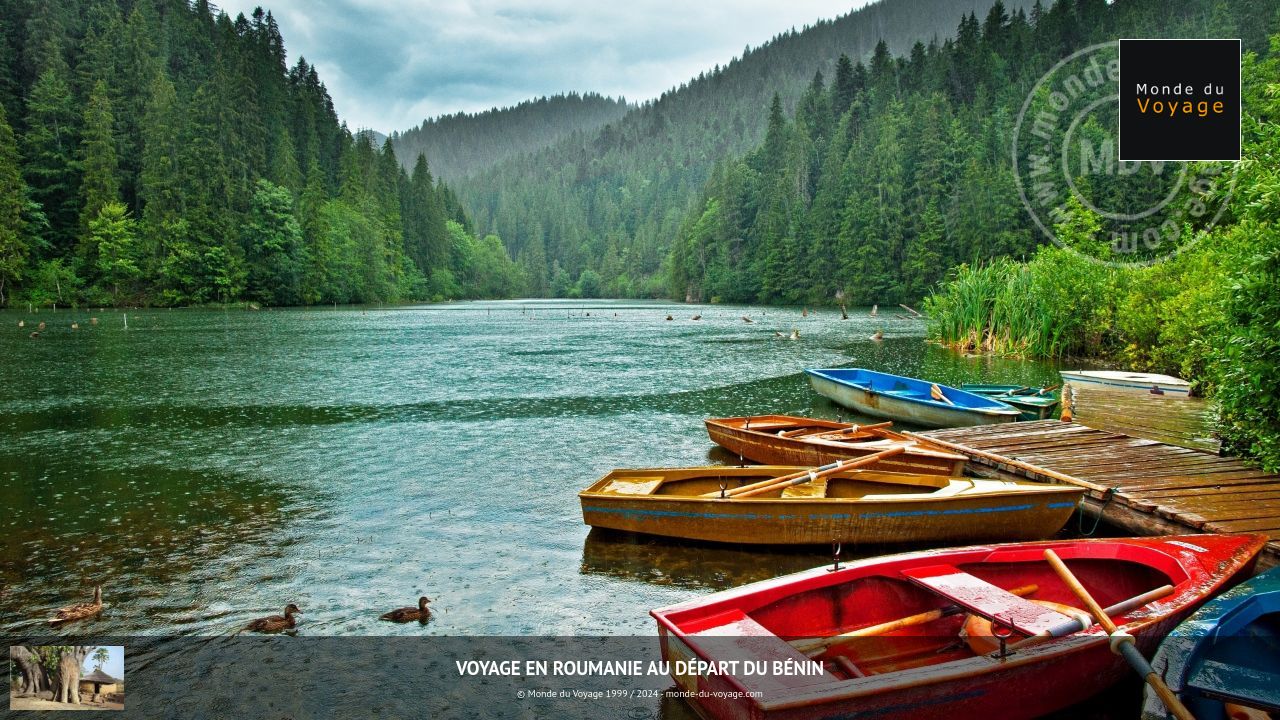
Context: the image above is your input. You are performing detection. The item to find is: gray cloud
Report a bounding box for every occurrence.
[218,0,861,133]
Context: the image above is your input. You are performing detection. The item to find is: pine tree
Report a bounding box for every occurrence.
[0,103,28,305]
[22,52,80,258]
[140,74,183,279]
[118,5,162,212]
[242,178,303,305]
[404,153,448,272]
[88,201,140,303]
[832,54,858,120]
[80,80,120,236]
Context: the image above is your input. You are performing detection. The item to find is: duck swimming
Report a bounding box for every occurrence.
[49,586,102,624]
[246,603,301,633]
[380,596,431,623]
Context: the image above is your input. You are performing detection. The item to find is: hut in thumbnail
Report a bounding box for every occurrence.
[78,668,121,698]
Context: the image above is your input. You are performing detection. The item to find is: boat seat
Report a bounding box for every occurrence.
[687,610,833,693]
[603,476,665,495]
[1186,660,1280,710]
[780,478,828,498]
[741,421,797,431]
[900,564,1072,636]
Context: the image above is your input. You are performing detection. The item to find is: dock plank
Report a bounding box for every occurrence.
[1065,385,1219,452]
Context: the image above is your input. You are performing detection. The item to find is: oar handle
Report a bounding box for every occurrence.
[929,384,956,405]
[1044,550,1196,720]
[1044,550,1117,633]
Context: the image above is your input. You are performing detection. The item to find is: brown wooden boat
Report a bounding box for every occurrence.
[707,415,967,476]
[579,465,1084,545]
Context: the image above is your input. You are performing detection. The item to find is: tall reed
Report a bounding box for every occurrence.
[924,248,1116,358]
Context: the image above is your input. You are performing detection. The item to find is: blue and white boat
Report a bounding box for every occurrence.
[805,368,1022,428]
[1060,369,1191,396]
[1144,566,1280,719]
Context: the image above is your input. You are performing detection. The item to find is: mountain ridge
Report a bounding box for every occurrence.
[391,92,631,181]
[444,0,1040,296]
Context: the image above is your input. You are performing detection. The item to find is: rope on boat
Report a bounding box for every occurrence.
[1077,487,1116,536]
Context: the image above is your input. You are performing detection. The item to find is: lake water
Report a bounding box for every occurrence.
[0,299,1062,639]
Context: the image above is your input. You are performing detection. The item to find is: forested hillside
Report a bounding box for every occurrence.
[455,0,1041,298]
[923,32,1280,469]
[0,0,522,308]
[391,93,631,181]
[668,0,1274,306]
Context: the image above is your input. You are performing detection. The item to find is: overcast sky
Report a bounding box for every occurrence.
[218,0,864,134]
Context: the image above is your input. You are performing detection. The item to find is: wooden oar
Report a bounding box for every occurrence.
[1038,383,1061,396]
[734,446,910,499]
[779,427,818,438]
[703,461,844,499]
[929,384,955,405]
[703,446,909,499]
[837,421,894,435]
[1044,550,1196,720]
[1003,584,1175,653]
[791,584,1039,655]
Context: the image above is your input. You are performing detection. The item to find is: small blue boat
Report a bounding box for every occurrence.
[1145,566,1280,720]
[805,368,1022,428]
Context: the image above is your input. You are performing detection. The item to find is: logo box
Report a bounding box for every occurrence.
[1119,39,1241,162]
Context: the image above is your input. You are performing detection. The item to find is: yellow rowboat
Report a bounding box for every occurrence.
[578,466,1084,545]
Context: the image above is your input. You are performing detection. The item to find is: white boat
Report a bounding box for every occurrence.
[1060,370,1191,395]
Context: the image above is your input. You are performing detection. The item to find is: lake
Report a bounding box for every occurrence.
[0,299,1062,638]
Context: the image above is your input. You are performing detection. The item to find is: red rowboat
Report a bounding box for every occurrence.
[706,415,968,476]
[650,534,1265,720]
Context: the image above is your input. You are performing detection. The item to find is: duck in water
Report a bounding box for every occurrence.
[380,596,431,623]
[246,603,301,633]
[50,586,102,624]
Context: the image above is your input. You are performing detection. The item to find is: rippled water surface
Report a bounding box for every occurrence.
[0,300,1062,637]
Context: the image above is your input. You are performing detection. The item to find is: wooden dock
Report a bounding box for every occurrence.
[909,420,1280,569]
[1066,385,1219,452]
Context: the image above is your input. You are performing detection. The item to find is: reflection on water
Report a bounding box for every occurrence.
[0,301,1062,639]
[580,529,827,591]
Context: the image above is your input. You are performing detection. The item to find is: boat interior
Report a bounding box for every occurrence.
[664,550,1185,683]
[591,468,958,500]
[1187,596,1280,711]
[816,369,1011,408]
[723,416,901,442]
